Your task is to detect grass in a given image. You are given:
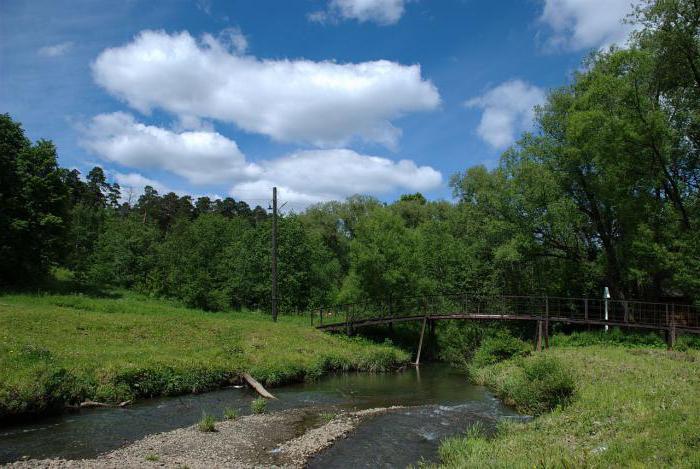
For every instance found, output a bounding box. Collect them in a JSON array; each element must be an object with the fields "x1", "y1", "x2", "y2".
[
  {"x1": 197, "y1": 413, "x2": 216, "y2": 432},
  {"x1": 223, "y1": 407, "x2": 238, "y2": 420},
  {"x1": 144, "y1": 453, "x2": 160, "y2": 462},
  {"x1": 438, "y1": 344, "x2": 700, "y2": 468},
  {"x1": 0, "y1": 290, "x2": 410, "y2": 421},
  {"x1": 250, "y1": 397, "x2": 267, "y2": 414}
]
